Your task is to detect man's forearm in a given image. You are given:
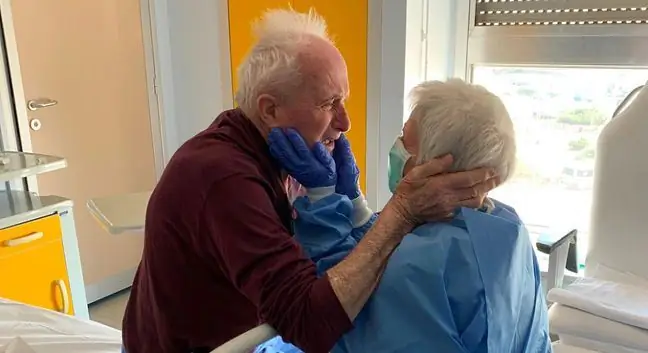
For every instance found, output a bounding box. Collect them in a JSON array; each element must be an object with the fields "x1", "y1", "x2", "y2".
[{"x1": 326, "y1": 204, "x2": 414, "y2": 320}]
